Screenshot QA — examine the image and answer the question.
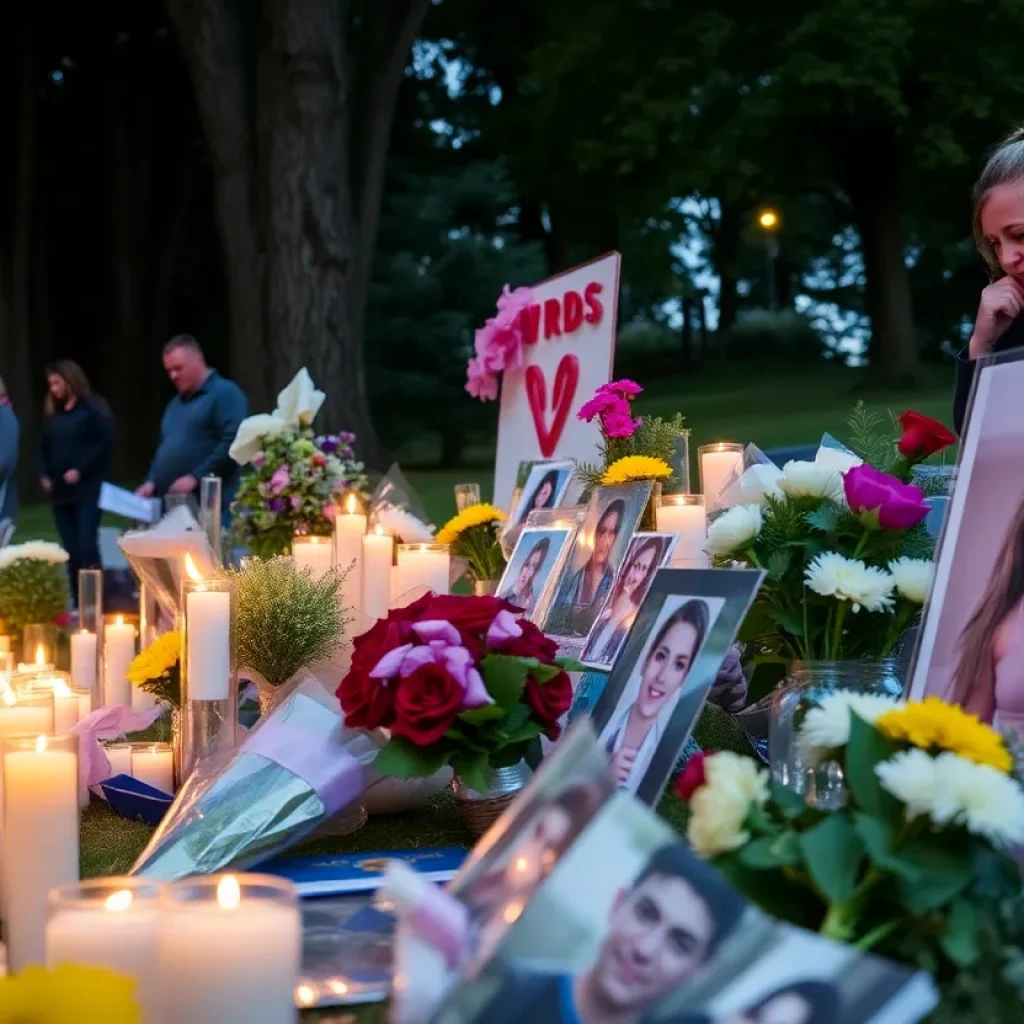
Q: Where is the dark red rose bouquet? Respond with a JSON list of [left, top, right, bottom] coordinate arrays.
[[337, 593, 577, 792]]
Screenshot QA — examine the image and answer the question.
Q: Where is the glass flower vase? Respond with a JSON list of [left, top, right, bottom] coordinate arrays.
[[769, 659, 903, 810]]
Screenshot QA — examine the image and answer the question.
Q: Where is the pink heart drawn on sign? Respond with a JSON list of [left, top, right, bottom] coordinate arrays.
[[525, 355, 580, 459]]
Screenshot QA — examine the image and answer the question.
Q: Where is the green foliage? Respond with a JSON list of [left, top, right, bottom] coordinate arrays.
[[845, 401, 896, 471], [140, 666, 181, 710], [0, 558, 70, 632], [225, 558, 347, 686], [576, 412, 688, 493]]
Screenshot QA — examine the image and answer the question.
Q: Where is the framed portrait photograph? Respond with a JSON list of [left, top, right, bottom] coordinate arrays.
[[591, 568, 764, 805], [908, 349, 1024, 737], [501, 460, 578, 558], [580, 532, 679, 671], [497, 527, 575, 623], [544, 480, 654, 642]]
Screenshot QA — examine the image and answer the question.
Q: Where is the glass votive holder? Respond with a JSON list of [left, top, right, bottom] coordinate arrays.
[[161, 874, 302, 1023], [103, 741, 133, 779], [657, 494, 707, 566], [19, 623, 56, 674], [454, 483, 482, 512], [180, 573, 237, 779], [395, 543, 451, 597], [698, 442, 745, 512], [291, 534, 335, 581], [201, 475, 223, 567], [47, 877, 166, 1021], [673, 429, 692, 494], [0, 688, 55, 738], [78, 568, 104, 634], [51, 677, 84, 736], [129, 742, 175, 794]]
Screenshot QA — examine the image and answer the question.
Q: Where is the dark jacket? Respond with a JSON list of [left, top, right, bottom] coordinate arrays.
[[953, 317, 1024, 435], [39, 397, 115, 507], [0, 399, 19, 524]]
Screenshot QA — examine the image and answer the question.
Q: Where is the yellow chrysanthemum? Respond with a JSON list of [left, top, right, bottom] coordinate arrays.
[[877, 697, 1013, 773], [601, 455, 673, 486], [126, 630, 181, 685], [436, 503, 506, 545], [0, 964, 140, 1024]]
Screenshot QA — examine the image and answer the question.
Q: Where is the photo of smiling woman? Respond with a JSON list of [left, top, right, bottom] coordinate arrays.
[[598, 598, 714, 791]]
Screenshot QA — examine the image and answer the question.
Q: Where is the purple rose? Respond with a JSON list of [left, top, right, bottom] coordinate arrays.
[[843, 464, 928, 530], [268, 496, 287, 513], [319, 435, 339, 455]]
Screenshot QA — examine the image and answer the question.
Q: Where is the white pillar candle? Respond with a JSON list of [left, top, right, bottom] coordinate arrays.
[[103, 616, 136, 708], [361, 525, 393, 622], [335, 494, 367, 614], [292, 535, 335, 581], [132, 744, 174, 794], [699, 443, 745, 511], [185, 588, 231, 701], [161, 874, 302, 1024], [70, 630, 99, 706], [51, 680, 82, 737], [658, 495, 708, 566], [2, 735, 79, 972], [47, 879, 164, 1022], [104, 743, 133, 779], [395, 544, 450, 598], [0, 690, 55, 742]]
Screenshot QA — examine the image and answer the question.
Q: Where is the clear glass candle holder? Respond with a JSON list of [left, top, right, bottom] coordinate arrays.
[[20, 624, 56, 674], [103, 741, 133, 778], [47, 877, 165, 1021], [454, 482, 482, 512], [657, 494, 707, 566], [698, 442, 745, 512], [395, 543, 451, 598], [200, 475, 223, 568], [673, 430, 692, 494], [0, 689, 55, 739], [291, 534, 336, 581], [179, 575, 237, 780], [77, 568, 103, 633], [71, 567, 101, 707], [128, 741, 175, 794], [161, 874, 302, 1024]]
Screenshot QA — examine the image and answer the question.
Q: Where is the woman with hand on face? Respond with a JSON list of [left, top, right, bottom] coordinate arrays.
[[600, 599, 710, 790], [955, 127, 1024, 435]]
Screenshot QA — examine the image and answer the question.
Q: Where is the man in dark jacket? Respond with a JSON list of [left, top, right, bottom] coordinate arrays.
[[0, 380, 18, 530]]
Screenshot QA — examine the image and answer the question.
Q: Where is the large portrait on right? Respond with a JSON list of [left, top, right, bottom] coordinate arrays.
[[909, 348, 1024, 743]]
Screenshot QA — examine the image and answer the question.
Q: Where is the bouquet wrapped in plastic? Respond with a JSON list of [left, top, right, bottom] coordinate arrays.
[[130, 683, 381, 880]]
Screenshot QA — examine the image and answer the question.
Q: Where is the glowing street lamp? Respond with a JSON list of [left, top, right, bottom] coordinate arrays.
[[758, 208, 779, 231], [756, 208, 780, 309]]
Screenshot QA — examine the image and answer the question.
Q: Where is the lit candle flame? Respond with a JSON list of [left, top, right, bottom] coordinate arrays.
[[327, 979, 350, 996], [295, 984, 317, 1007], [115, 615, 124, 627], [34, 645, 45, 666], [54, 679, 71, 698], [35, 735, 48, 754], [2, 690, 16, 707], [105, 889, 133, 913], [217, 874, 241, 910], [374, 523, 384, 537], [184, 553, 202, 582], [345, 493, 358, 515], [513, 856, 530, 876]]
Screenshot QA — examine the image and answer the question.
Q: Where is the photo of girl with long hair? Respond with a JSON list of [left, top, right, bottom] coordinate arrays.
[[512, 464, 572, 528], [497, 527, 573, 622], [582, 533, 677, 670]]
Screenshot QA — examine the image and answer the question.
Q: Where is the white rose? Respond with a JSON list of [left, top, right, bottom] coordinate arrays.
[[686, 752, 770, 858], [705, 504, 763, 557], [888, 557, 934, 604], [779, 460, 844, 501], [736, 464, 783, 505], [814, 446, 863, 474]]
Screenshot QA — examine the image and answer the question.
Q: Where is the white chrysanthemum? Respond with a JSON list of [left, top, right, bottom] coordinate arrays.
[[804, 552, 895, 613], [779, 460, 844, 501], [799, 691, 902, 753], [687, 752, 770, 858], [0, 541, 70, 570], [736, 464, 783, 505], [876, 750, 1024, 846], [705, 504, 763, 557], [888, 557, 934, 604], [814, 446, 863, 474], [374, 504, 435, 544]]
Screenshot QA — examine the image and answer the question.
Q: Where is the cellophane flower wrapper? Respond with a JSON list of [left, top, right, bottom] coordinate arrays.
[[710, 444, 776, 517], [129, 690, 381, 881], [117, 505, 218, 622]]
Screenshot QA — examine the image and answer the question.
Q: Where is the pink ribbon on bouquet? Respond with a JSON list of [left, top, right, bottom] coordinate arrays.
[[71, 706, 164, 788]]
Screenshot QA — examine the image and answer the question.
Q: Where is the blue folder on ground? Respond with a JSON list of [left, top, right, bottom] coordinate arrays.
[[96, 774, 174, 826]]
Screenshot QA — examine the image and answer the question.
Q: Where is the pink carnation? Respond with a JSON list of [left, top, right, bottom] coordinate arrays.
[[463, 285, 534, 403], [577, 391, 621, 422], [603, 410, 642, 438], [598, 379, 643, 399], [465, 356, 499, 402]]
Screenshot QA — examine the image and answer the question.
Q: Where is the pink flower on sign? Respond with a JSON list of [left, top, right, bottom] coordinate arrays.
[[463, 285, 535, 403], [843, 464, 929, 530], [269, 466, 290, 495]]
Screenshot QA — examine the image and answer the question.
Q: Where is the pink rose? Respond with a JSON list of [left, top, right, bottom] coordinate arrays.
[[269, 466, 290, 495], [843, 464, 928, 530]]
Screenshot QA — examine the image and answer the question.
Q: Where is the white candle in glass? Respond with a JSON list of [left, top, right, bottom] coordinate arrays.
[[2, 735, 79, 972], [658, 495, 708, 566], [17, 644, 54, 675], [699, 443, 745, 511], [361, 525, 393, 622], [0, 690, 55, 743], [51, 679, 82, 737], [335, 493, 367, 614], [70, 629, 98, 705], [184, 557, 231, 701], [132, 744, 174, 793], [396, 544, 450, 597], [47, 879, 164, 1023], [104, 742, 133, 779], [161, 874, 302, 1024], [291, 535, 335, 581], [103, 616, 136, 707]]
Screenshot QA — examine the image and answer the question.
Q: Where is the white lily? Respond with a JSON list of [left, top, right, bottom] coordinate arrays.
[[229, 369, 327, 465]]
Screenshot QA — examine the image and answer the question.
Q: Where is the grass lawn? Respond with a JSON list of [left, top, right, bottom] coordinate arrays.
[[15, 365, 956, 543]]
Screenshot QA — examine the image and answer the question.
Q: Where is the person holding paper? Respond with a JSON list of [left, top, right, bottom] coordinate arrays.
[[135, 336, 247, 519], [39, 361, 114, 591], [0, 375, 19, 529]]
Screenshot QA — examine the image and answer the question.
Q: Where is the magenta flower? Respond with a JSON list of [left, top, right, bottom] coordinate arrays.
[[578, 391, 620, 422], [252, 452, 267, 468], [599, 379, 643, 399], [323, 503, 338, 522], [486, 610, 523, 646], [463, 285, 534, 403], [369, 631, 492, 709], [466, 356, 499, 402], [603, 409, 642, 438], [269, 466, 290, 496], [843, 464, 928, 530]]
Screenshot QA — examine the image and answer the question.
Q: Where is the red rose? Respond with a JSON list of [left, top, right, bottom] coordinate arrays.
[[674, 752, 708, 800], [51, 610, 73, 628], [896, 411, 956, 461], [336, 664, 395, 730], [524, 669, 573, 739], [496, 619, 559, 663], [422, 595, 520, 635], [390, 663, 464, 746]]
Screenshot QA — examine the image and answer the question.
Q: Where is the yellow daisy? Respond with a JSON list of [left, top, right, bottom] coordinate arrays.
[[0, 964, 140, 1024], [126, 630, 180, 685], [601, 455, 673, 486], [436, 503, 506, 545], [876, 697, 1013, 773]]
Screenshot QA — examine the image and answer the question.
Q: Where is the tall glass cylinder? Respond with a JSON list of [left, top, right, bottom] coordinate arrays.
[[179, 575, 236, 780], [138, 583, 160, 651], [200, 475, 223, 568], [72, 569, 103, 708], [671, 430, 692, 494], [78, 569, 103, 633]]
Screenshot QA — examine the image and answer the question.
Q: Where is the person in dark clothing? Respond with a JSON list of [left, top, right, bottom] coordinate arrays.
[[953, 126, 1024, 435], [0, 375, 19, 529], [135, 335, 247, 521], [39, 360, 115, 593]]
